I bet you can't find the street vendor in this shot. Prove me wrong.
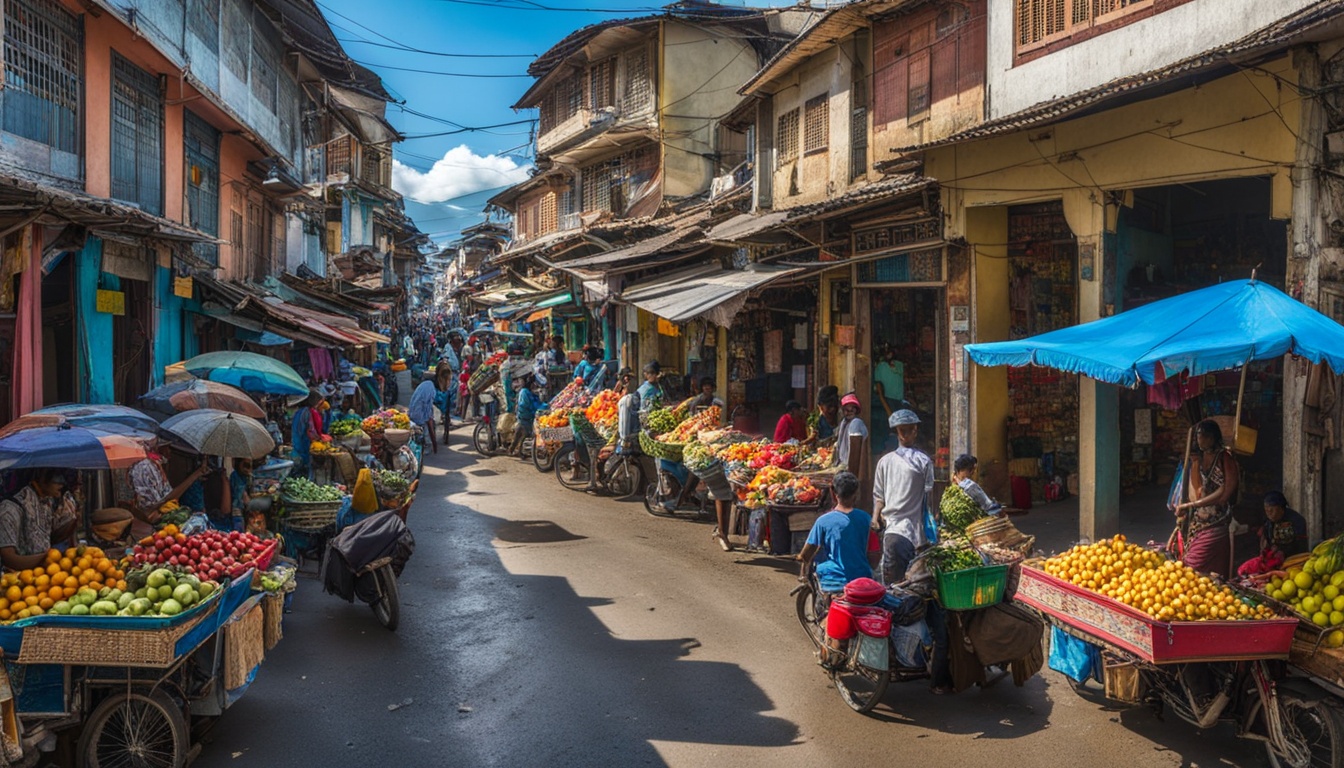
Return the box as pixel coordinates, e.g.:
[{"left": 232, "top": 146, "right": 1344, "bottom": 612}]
[
  {"left": 574, "top": 346, "right": 602, "bottom": 384},
  {"left": 773, "top": 401, "right": 808, "bottom": 443},
  {"left": 129, "top": 447, "right": 212, "bottom": 524},
  {"left": 952, "top": 455, "right": 1001, "bottom": 516},
  {"left": 0, "top": 470, "right": 78, "bottom": 570},
  {"left": 689, "top": 377, "right": 724, "bottom": 414},
  {"left": 1238, "top": 490, "right": 1308, "bottom": 575},
  {"left": 812, "top": 386, "right": 840, "bottom": 441},
  {"left": 1173, "top": 418, "right": 1240, "bottom": 577},
  {"left": 637, "top": 361, "right": 663, "bottom": 409},
  {"left": 289, "top": 390, "right": 323, "bottom": 478},
  {"left": 835, "top": 393, "right": 869, "bottom": 474},
  {"left": 873, "top": 410, "right": 934, "bottom": 585}
]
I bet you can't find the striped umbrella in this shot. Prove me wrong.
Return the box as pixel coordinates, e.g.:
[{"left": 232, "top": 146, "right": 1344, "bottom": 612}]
[
  {"left": 0, "top": 425, "right": 147, "bottom": 470},
  {"left": 159, "top": 409, "right": 275, "bottom": 459},
  {"left": 1, "top": 404, "right": 159, "bottom": 442},
  {"left": 138, "top": 380, "right": 265, "bottom": 420}
]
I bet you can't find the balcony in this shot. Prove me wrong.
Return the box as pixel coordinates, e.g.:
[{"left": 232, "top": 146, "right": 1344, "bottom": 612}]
[{"left": 538, "top": 108, "right": 594, "bottom": 156}]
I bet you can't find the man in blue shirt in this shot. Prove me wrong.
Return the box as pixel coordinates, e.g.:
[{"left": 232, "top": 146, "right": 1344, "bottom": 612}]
[
  {"left": 637, "top": 361, "right": 662, "bottom": 410},
  {"left": 797, "top": 472, "right": 874, "bottom": 593},
  {"left": 508, "top": 374, "right": 548, "bottom": 457},
  {"left": 408, "top": 371, "right": 439, "bottom": 454},
  {"left": 573, "top": 347, "right": 602, "bottom": 384}
]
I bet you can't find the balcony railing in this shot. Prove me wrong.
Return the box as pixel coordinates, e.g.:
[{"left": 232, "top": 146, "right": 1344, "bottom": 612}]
[
  {"left": 538, "top": 109, "right": 593, "bottom": 155},
  {"left": 559, "top": 212, "right": 581, "bottom": 231}
]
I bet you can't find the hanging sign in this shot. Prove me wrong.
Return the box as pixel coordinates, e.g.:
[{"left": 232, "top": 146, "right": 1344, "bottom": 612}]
[
  {"left": 96, "top": 289, "right": 125, "bottom": 316},
  {"left": 656, "top": 317, "right": 680, "bottom": 337},
  {"left": 173, "top": 276, "right": 194, "bottom": 299}
]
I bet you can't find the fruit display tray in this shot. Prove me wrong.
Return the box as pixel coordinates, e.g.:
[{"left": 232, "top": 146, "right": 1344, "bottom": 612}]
[{"left": 1016, "top": 566, "right": 1298, "bottom": 664}]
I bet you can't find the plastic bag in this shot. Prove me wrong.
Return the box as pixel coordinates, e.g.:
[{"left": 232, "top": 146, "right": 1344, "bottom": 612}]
[
  {"left": 352, "top": 468, "right": 378, "bottom": 515},
  {"left": 181, "top": 512, "right": 210, "bottom": 536},
  {"left": 923, "top": 501, "right": 939, "bottom": 545}
]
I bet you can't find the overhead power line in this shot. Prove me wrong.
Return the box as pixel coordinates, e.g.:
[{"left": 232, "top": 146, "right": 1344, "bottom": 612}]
[{"left": 352, "top": 59, "right": 532, "bottom": 77}]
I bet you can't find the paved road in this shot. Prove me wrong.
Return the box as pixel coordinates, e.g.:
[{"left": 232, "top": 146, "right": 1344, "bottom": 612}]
[{"left": 195, "top": 433, "right": 1272, "bottom": 768}]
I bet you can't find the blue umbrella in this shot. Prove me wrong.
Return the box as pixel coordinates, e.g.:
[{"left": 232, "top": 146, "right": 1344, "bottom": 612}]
[
  {"left": 0, "top": 425, "right": 148, "bottom": 471},
  {"left": 965, "top": 279, "right": 1344, "bottom": 385},
  {"left": 183, "top": 351, "right": 308, "bottom": 396},
  {"left": 27, "top": 403, "right": 160, "bottom": 441}
]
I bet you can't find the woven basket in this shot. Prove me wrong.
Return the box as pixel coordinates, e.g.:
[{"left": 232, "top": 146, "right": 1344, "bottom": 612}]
[
  {"left": 17, "top": 610, "right": 212, "bottom": 668},
  {"left": 569, "top": 413, "right": 606, "bottom": 448},
  {"left": 262, "top": 592, "right": 284, "bottom": 651},
  {"left": 223, "top": 604, "right": 266, "bottom": 690},
  {"left": 537, "top": 425, "right": 573, "bottom": 443},
  {"left": 467, "top": 365, "right": 500, "bottom": 395},
  {"left": 282, "top": 496, "right": 343, "bottom": 531},
  {"left": 638, "top": 430, "right": 684, "bottom": 461}
]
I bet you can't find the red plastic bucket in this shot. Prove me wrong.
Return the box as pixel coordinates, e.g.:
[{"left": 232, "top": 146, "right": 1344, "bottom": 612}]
[
  {"left": 826, "top": 600, "right": 893, "bottom": 640},
  {"left": 826, "top": 600, "right": 859, "bottom": 640},
  {"left": 843, "top": 577, "right": 886, "bottom": 605}
]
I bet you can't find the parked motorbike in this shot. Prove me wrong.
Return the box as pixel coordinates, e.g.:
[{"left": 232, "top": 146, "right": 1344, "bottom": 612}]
[
  {"left": 554, "top": 438, "right": 650, "bottom": 498},
  {"left": 792, "top": 563, "right": 935, "bottom": 713},
  {"left": 530, "top": 434, "right": 557, "bottom": 472},
  {"left": 321, "top": 510, "right": 415, "bottom": 631},
  {"left": 643, "top": 456, "right": 710, "bottom": 518}
]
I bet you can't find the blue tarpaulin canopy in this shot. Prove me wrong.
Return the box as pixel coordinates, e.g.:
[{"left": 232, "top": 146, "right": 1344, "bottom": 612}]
[{"left": 965, "top": 279, "right": 1344, "bottom": 387}]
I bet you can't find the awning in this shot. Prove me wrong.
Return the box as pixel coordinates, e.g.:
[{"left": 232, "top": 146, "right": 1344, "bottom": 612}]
[
  {"left": 704, "top": 210, "right": 790, "bottom": 244},
  {"left": 535, "top": 292, "right": 573, "bottom": 310},
  {"left": 525, "top": 308, "right": 552, "bottom": 322},
  {"left": 704, "top": 175, "right": 933, "bottom": 243},
  {"left": 621, "top": 263, "right": 804, "bottom": 327}
]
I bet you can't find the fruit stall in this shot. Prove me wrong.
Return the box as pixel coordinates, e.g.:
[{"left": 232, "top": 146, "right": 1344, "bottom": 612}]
[{"left": 1240, "top": 538, "right": 1344, "bottom": 689}]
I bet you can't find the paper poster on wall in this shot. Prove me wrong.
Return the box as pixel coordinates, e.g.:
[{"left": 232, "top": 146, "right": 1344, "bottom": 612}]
[
  {"left": 96, "top": 289, "right": 125, "bottom": 316},
  {"left": 791, "top": 365, "right": 806, "bottom": 389},
  {"left": 173, "top": 276, "right": 194, "bottom": 299},
  {"left": 950, "top": 305, "right": 970, "bottom": 332},
  {"left": 793, "top": 323, "right": 808, "bottom": 351}
]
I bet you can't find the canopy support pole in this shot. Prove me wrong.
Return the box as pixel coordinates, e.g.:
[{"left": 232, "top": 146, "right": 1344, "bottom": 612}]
[{"left": 1232, "top": 364, "right": 1248, "bottom": 445}]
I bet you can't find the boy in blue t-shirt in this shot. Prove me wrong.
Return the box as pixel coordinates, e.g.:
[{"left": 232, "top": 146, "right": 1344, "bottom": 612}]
[
  {"left": 508, "top": 375, "right": 548, "bottom": 457},
  {"left": 797, "top": 472, "right": 874, "bottom": 593}
]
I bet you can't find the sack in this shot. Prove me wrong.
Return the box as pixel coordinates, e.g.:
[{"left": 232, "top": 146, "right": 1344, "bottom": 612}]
[
  {"left": 890, "top": 619, "right": 933, "bottom": 669},
  {"left": 352, "top": 468, "right": 378, "bottom": 515},
  {"left": 747, "top": 508, "right": 767, "bottom": 550}
]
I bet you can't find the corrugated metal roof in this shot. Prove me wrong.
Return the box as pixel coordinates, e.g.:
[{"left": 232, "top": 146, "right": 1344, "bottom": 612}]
[
  {"left": 557, "top": 211, "right": 711, "bottom": 269},
  {"left": 705, "top": 174, "right": 933, "bottom": 243},
  {"left": 621, "top": 262, "right": 803, "bottom": 326},
  {"left": 892, "top": 0, "right": 1344, "bottom": 155}
]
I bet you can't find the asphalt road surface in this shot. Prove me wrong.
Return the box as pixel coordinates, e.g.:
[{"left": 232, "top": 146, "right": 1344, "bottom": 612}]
[{"left": 195, "top": 433, "right": 1273, "bottom": 768}]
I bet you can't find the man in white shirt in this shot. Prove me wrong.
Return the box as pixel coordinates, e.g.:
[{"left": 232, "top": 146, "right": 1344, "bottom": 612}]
[{"left": 872, "top": 409, "right": 933, "bottom": 585}]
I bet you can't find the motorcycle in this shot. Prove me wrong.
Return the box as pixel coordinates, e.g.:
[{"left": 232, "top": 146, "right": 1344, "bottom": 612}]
[
  {"left": 321, "top": 509, "right": 415, "bottom": 631},
  {"left": 643, "top": 456, "right": 710, "bottom": 518},
  {"left": 792, "top": 563, "right": 936, "bottom": 714},
  {"left": 554, "top": 437, "right": 651, "bottom": 498}
]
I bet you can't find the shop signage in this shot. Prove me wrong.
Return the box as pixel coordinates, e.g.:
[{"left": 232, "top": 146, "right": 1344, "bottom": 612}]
[
  {"left": 101, "top": 241, "right": 151, "bottom": 282},
  {"left": 833, "top": 325, "right": 855, "bottom": 348},
  {"left": 852, "top": 219, "right": 941, "bottom": 257},
  {"left": 96, "top": 289, "right": 125, "bottom": 316},
  {"left": 173, "top": 276, "right": 194, "bottom": 299},
  {"left": 656, "top": 318, "right": 680, "bottom": 337}
]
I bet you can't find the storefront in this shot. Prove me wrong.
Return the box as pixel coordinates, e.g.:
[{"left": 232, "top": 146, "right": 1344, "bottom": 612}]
[{"left": 724, "top": 284, "right": 817, "bottom": 433}]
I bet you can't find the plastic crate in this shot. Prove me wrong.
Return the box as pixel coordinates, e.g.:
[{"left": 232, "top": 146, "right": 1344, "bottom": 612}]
[{"left": 934, "top": 563, "right": 1009, "bottom": 610}]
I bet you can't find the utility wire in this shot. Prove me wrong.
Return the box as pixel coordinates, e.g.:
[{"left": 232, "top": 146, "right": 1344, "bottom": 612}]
[{"left": 352, "top": 60, "right": 532, "bottom": 77}]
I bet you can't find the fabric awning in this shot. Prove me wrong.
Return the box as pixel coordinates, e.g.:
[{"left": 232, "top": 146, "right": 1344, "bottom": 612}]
[
  {"left": 525, "top": 308, "right": 552, "bottom": 322},
  {"left": 621, "top": 263, "right": 804, "bottom": 327}
]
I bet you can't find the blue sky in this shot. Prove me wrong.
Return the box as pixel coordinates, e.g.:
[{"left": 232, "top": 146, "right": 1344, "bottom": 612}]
[{"left": 315, "top": 0, "right": 794, "bottom": 244}]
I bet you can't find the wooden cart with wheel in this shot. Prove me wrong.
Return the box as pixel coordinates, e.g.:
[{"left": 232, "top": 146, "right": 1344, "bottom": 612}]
[{"left": 0, "top": 572, "right": 262, "bottom": 767}]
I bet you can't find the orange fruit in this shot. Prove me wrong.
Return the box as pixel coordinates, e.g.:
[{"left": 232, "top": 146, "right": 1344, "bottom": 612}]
[
  {"left": 76, "top": 558, "right": 91, "bottom": 571},
  {"left": 62, "top": 587, "right": 75, "bottom": 598},
  {"left": 62, "top": 576, "right": 76, "bottom": 589},
  {"left": 77, "top": 572, "right": 92, "bottom": 585},
  {"left": 115, "top": 580, "right": 127, "bottom": 591},
  {"left": 45, "top": 549, "right": 59, "bottom": 563},
  {"left": 24, "top": 596, "right": 38, "bottom": 607},
  {"left": 28, "top": 606, "right": 42, "bottom": 616},
  {"left": 5, "top": 586, "right": 20, "bottom": 603},
  {"left": 37, "top": 598, "right": 52, "bottom": 610},
  {"left": 96, "top": 560, "right": 112, "bottom": 575},
  {"left": 33, "top": 575, "right": 48, "bottom": 589},
  {"left": 45, "top": 563, "right": 59, "bottom": 576},
  {"left": 17, "top": 570, "right": 31, "bottom": 585},
  {"left": 58, "top": 557, "right": 72, "bottom": 571},
  {"left": 0, "top": 610, "right": 12, "bottom": 621},
  {"left": 46, "top": 586, "right": 62, "bottom": 601},
  {"left": 20, "top": 586, "right": 35, "bottom": 599},
  {"left": 70, "top": 566, "right": 81, "bottom": 577},
  {"left": 15, "top": 609, "right": 29, "bottom": 620}
]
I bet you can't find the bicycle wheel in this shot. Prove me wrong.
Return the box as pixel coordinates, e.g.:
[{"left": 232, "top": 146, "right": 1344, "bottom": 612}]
[
  {"left": 78, "top": 690, "right": 188, "bottom": 768},
  {"left": 554, "top": 448, "right": 589, "bottom": 490},
  {"left": 1267, "top": 692, "right": 1344, "bottom": 768},
  {"left": 532, "top": 440, "right": 555, "bottom": 473},
  {"left": 795, "top": 584, "right": 826, "bottom": 650},
  {"left": 832, "top": 640, "right": 889, "bottom": 714},
  {"left": 643, "top": 473, "right": 682, "bottom": 518},
  {"left": 606, "top": 457, "right": 645, "bottom": 499},
  {"left": 472, "top": 422, "right": 497, "bottom": 456}
]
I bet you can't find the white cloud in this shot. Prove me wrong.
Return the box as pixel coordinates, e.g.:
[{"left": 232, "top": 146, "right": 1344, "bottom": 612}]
[{"left": 392, "top": 145, "right": 532, "bottom": 204}]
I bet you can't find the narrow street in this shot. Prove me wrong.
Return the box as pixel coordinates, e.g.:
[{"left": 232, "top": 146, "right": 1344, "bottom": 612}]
[{"left": 196, "top": 436, "right": 1271, "bottom": 768}]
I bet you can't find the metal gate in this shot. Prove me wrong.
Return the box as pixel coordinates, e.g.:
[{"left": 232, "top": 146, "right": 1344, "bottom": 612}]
[
  {"left": 110, "top": 53, "right": 163, "bottom": 215},
  {"left": 184, "top": 110, "right": 220, "bottom": 264}
]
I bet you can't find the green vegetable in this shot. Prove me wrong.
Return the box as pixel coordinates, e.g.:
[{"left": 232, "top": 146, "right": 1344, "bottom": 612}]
[
  {"left": 940, "top": 484, "right": 987, "bottom": 533},
  {"left": 646, "top": 407, "right": 683, "bottom": 435},
  {"left": 281, "top": 476, "right": 344, "bottom": 502},
  {"left": 926, "top": 542, "right": 984, "bottom": 573}
]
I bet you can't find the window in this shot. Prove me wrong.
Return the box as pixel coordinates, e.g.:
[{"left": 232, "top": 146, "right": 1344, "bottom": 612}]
[
  {"left": 622, "top": 46, "right": 652, "bottom": 113},
  {"left": 776, "top": 108, "right": 799, "bottom": 166},
  {"left": 540, "top": 192, "right": 557, "bottom": 234},
  {"left": 110, "top": 53, "right": 163, "bottom": 215},
  {"left": 850, "top": 107, "right": 867, "bottom": 182},
  {"left": 184, "top": 110, "right": 220, "bottom": 264},
  {"left": 2, "top": 0, "right": 82, "bottom": 155},
  {"left": 907, "top": 51, "right": 931, "bottom": 124},
  {"left": 589, "top": 58, "right": 614, "bottom": 111},
  {"left": 250, "top": 23, "right": 278, "bottom": 114},
  {"left": 803, "top": 95, "right": 828, "bottom": 155},
  {"left": 580, "top": 145, "right": 657, "bottom": 215},
  {"left": 187, "top": 0, "right": 219, "bottom": 54},
  {"left": 221, "top": 0, "right": 249, "bottom": 80},
  {"left": 1016, "top": 0, "right": 1153, "bottom": 52}
]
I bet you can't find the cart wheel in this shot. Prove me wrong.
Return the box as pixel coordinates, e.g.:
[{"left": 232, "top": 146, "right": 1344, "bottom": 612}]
[
  {"left": 606, "top": 457, "right": 644, "bottom": 499},
  {"left": 472, "top": 422, "right": 498, "bottom": 456},
  {"left": 371, "top": 563, "right": 400, "bottom": 631},
  {"left": 531, "top": 440, "right": 555, "bottom": 473},
  {"left": 1267, "top": 692, "right": 1344, "bottom": 768},
  {"left": 78, "top": 689, "right": 188, "bottom": 768},
  {"left": 643, "top": 475, "right": 682, "bottom": 518},
  {"left": 832, "top": 656, "right": 889, "bottom": 715},
  {"left": 554, "top": 448, "right": 588, "bottom": 490}
]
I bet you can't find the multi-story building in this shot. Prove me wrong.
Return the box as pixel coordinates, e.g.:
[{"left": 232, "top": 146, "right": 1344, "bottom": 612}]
[{"left": 0, "top": 0, "right": 405, "bottom": 418}]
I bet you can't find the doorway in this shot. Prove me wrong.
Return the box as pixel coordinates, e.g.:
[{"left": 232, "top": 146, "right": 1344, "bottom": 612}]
[{"left": 868, "top": 287, "right": 946, "bottom": 468}]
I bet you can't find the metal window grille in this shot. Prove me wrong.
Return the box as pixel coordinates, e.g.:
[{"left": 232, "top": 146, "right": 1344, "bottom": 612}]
[
  {"left": 1016, "top": 0, "right": 1148, "bottom": 49},
  {"left": 589, "top": 58, "right": 614, "bottom": 110},
  {"left": 187, "top": 0, "right": 220, "bottom": 54},
  {"left": 803, "top": 95, "right": 828, "bottom": 154},
  {"left": 3, "top": 0, "right": 82, "bottom": 154},
  {"left": 581, "top": 162, "right": 608, "bottom": 213},
  {"left": 221, "top": 0, "right": 249, "bottom": 79},
  {"left": 327, "top": 134, "right": 353, "bottom": 176},
  {"left": 622, "top": 46, "right": 651, "bottom": 112},
  {"left": 361, "top": 146, "right": 384, "bottom": 186},
  {"left": 907, "top": 52, "right": 930, "bottom": 123},
  {"left": 250, "top": 25, "right": 278, "bottom": 113},
  {"left": 247, "top": 195, "right": 263, "bottom": 280},
  {"left": 850, "top": 107, "right": 867, "bottom": 182},
  {"left": 110, "top": 53, "right": 163, "bottom": 215},
  {"left": 580, "top": 145, "right": 654, "bottom": 214},
  {"left": 184, "top": 110, "right": 220, "bottom": 264},
  {"left": 776, "top": 108, "right": 799, "bottom": 166},
  {"left": 540, "top": 192, "right": 557, "bottom": 234}
]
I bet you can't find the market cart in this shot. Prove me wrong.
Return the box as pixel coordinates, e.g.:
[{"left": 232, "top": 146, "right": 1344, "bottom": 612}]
[{"left": 0, "top": 572, "right": 261, "bottom": 767}]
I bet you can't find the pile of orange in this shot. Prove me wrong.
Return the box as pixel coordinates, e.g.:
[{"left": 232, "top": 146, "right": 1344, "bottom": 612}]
[
  {"left": 585, "top": 390, "right": 619, "bottom": 428},
  {"left": 0, "top": 546, "right": 126, "bottom": 621}
]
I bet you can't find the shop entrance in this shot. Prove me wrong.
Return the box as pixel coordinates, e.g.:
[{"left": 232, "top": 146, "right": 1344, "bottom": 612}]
[
  {"left": 868, "top": 287, "right": 945, "bottom": 466},
  {"left": 1115, "top": 176, "right": 1286, "bottom": 517},
  {"left": 40, "top": 254, "right": 75, "bottom": 404}
]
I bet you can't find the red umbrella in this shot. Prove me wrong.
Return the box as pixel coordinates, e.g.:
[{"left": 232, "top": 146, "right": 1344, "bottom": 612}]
[{"left": 139, "top": 380, "right": 265, "bottom": 420}]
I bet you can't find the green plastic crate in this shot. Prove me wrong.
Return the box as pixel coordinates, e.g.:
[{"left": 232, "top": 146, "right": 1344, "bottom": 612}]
[{"left": 934, "top": 563, "right": 1009, "bottom": 610}]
